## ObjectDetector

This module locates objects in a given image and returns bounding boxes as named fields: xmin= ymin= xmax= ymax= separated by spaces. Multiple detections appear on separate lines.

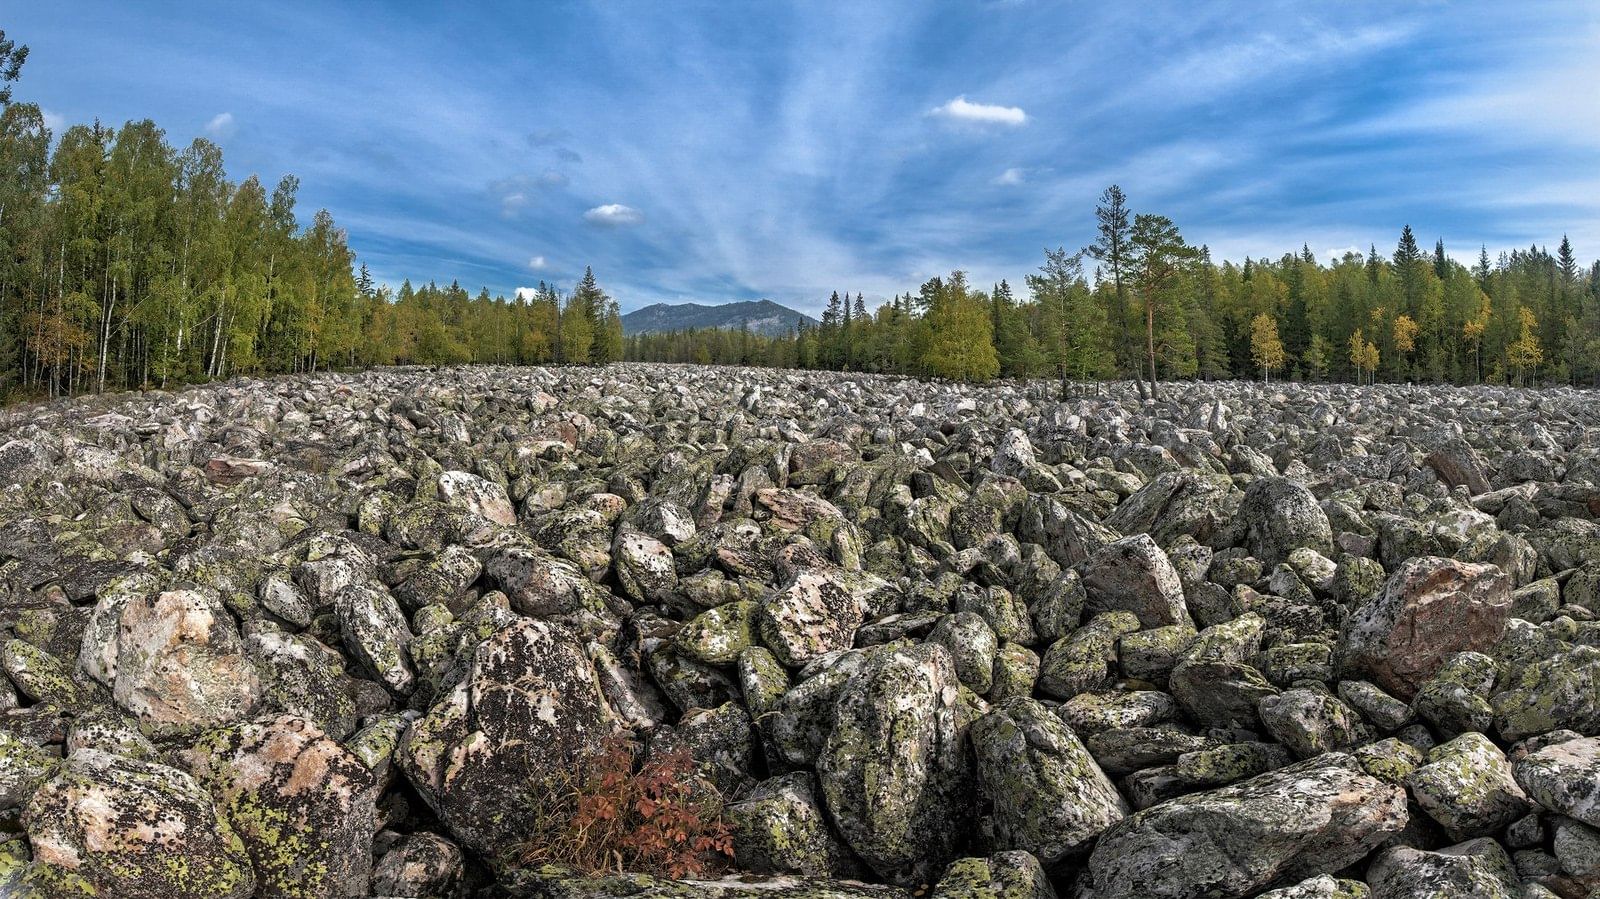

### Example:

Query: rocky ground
xmin=0 ymin=363 xmax=1596 ymax=898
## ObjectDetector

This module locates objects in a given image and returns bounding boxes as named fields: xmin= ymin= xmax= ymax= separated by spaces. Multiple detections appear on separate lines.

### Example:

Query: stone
xmin=817 ymin=642 xmax=975 ymax=887
xmin=398 ymin=617 xmax=614 ymax=866
xmin=1240 ymin=477 xmax=1334 ymax=566
xmin=436 ymin=469 xmax=517 ymax=525
xmin=1080 ymin=534 xmax=1190 ymax=629
xmin=182 ymin=715 xmax=379 ymax=898
xmin=21 ymin=748 xmax=256 ymax=898
xmin=1408 ymin=732 xmax=1530 ymax=841
xmin=1079 ymin=753 xmax=1407 ymax=899
xmin=1515 ymin=735 xmax=1600 ymax=828
xmin=1338 ymin=556 xmax=1512 ymax=698
xmin=969 ymin=697 xmax=1127 ymax=869
xmin=104 ymin=587 xmax=260 ymax=736
xmin=1366 ymin=838 xmax=1519 ymax=899
xmin=759 ymin=572 xmax=864 ymax=668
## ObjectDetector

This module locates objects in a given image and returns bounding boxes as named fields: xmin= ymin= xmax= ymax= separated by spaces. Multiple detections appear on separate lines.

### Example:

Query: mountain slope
xmin=621 ymin=300 xmax=818 ymax=337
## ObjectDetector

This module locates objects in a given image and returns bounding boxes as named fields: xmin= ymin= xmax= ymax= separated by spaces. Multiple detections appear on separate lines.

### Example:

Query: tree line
xmin=628 ymin=185 xmax=1600 ymax=392
xmin=4 ymin=27 xmax=1597 ymax=400
xmin=0 ymin=31 xmax=621 ymax=402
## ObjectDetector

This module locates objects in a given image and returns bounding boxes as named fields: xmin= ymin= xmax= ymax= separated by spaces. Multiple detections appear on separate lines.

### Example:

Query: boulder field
xmin=0 ymin=362 xmax=1595 ymax=897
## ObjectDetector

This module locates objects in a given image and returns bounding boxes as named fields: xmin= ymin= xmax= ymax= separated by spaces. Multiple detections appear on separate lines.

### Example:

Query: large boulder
xmin=969 ymin=697 xmax=1127 ymax=869
xmin=183 ymin=715 xmax=380 ymax=898
xmin=100 ymin=587 xmax=260 ymax=736
xmin=1515 ymin=735 xmax=1600 ymax=828
xmin=759 ymin=572 xmax=864 ymax=668
xmin=1366 ymin=838 xmax=1518 ymax=899
xmin=1079 ymin=753 xmax=1407 ymax=899
xmin=1080 ymin=534 xmax=1189 ymax=629
xmin=20 ymin=748 xmax=256 ymax=898
xmin=1338 ymin=557 xmax=1512 ymax=698
xmin=1240 ymin=477 xmax=1333 ymax=566
xmin=817 ymin=642 xmax=976 ymax=887
xmin=398 ymin=617 xmax=615 ymax=866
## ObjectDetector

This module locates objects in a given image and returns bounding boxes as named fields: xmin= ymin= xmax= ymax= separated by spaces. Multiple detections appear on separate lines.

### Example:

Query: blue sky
xmin=8 ymin=1 xmax=1599 ymax=314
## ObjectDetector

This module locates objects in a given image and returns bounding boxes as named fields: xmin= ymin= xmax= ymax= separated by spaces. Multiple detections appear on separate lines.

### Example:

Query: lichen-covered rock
xmin=724 ymin=771 xmax=863 ymax=878
xmin=969 ymin=697 xmax=1127 ymax=869
xmin=436 ymin=469 xmax=516 ymax=525
xmin=1080 ymin=535 xmax=1190 ymax=629
xmin=1241 ymin=477 xmax=1334 ymax=566
xmin=760 ymin=573 xmax=864 ymax=668
xmin=613 ymin=526 xmax=678 ymax=603
xmin=334 ymin=584 xmax=415 ymax=694
xmin=1366 ymin=838 xmax=1519 ymax=899
xmin=1408 ymin=732 xmax=1529 ymax=841
xmin=927 ymin=612 xmax=997 ymax=694
xmin=817 ymin=642 xmax=975 ymax=887
xmin=183 ymin=714 xmax=380 ymax=898
xmin=1254 ymin=875 xmax=1371 ymax=899
xmin=930 ymin=851 xmax=1055 ymax=899
xmin=370 ymin=831 xmax=463 ymax=898
xmin=0 ymin=730 xmax=57 ymax=808
xmin=1515 ymin=735 xmax=1600 ymax=828
xmin=1037 ymin=611 xmax=1140 ymax=700
xmin=398 ymin=617 xmax=614 ymax=866
xmin=103 ymin=587 xmax=260 ymax=736
xmin=20 ymin=748 xmax=256 ymax=898
xmin=677 ymin=600 xmax=760 ymax=665
xmin=1495 ymin=644 xmax=1600 ymax=741
xmin=1079 ymin=753 xmax=1407 ymax=899
xmin=1258 ymin=687 xmax=1368 ymax=759
xmin=1339 ymin=556 xmax=1512 ymax=698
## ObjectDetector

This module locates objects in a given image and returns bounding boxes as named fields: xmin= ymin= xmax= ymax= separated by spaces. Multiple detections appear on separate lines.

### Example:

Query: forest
xmin=2 ymin=29 xmax=1598 ymax=401
xmin=627 ymin=189 xmax=1600 ymax=393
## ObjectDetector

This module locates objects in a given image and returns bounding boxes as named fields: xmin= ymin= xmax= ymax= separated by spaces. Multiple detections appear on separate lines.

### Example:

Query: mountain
xmin=621 ymin=300 xmax=818 ymax=337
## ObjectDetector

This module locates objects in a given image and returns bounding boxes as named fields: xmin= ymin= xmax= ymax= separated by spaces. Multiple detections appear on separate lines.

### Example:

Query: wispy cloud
xmin=41 ymin=108 xmax=65 ymax=134
xmin=528 ymin=255 xmax=548 ymax=270
xmin=205 ymin=112 xmax=236 ymax=138
xmin=993 ymin=167 xmax=1027 ymax=186
xmin=929 ymin=96 xmax=1027 ymax=127
xmin=583 ymin=203 xmax=644 ymax=227
xmin=489 ymin=172 xmax=568 ymax=217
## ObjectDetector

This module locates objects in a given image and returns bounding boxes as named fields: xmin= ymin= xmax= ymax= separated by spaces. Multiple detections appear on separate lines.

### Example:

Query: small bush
xmin=517 ymin=733 xmax=735 ymax=879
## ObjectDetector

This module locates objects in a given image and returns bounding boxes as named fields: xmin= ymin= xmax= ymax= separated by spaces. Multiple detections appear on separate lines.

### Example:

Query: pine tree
xmin=1085 ymin=184 xmax=1133 ymax=377
xmin=1127 ymin=212 xmax=1198 ymax=398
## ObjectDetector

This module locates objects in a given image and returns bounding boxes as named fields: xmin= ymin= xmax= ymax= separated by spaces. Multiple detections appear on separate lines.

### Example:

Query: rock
xmin=183 ymin=714 xmax=380 ymax=898
xmin=1515 ymin=735 xmax=1600 ymax=828
xmin=930 ymin=851 xmax=1054 ymax=899
xmin=1079 ymin=753 xmax=1407 ymax=899
xmin=1366 ymin=838 xmax=1519 ymax=899
xmin=1408 ymin=732 xmax=1530 ymax=841
xmin=1257 ymin=688 xmax=1368 ymax=759
xmin=1424 ymin=437 xmax=1493 ymax=496
xmin=370 ymin=832 xmax=463 ymax=898
xmin=399 ymin=617 xmax=614 ymax=865
xmin=817 ymin=642 xmax=975 ymax=887
xmin=104 ymin=587 xmax=261 ymax=736
xmin=970 ymin=697 xmax=1127 ymax=869
xmin=1339 ymin=556 xmax=1513 ymax=698
xmin=613 ymin=526 xmax=678 ymax=603
xmin=1080 ymin=534 xmax=1190 ymax=629
xmin=21 ymin=748 xmax=256 ymax=898
xmin=436 ymin=469 xmax=517 ymax=525
xmin=1241 ymin=477 xmax=1333 ymax=566
xmin=724 ymin=771 xmax=863 ymax=878
xmin=1254 ymin=875 xmax=1371 ymax=899
xmin=759 ymin=572 xmax=864 ymax=668
xmin=334 ymin=584 xmax=415 ymax=694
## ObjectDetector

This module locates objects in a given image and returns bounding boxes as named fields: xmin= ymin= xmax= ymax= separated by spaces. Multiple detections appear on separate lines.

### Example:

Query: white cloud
xmin=527 ymin=255 xmax=548 ymax=270
xmin=515 ymin=286 xmax=541 ymax=300
xmin=929 ymin=95 xmax=1027 ymax=127
xmin=41 ymin=109 xmax=66 ymax=133
xmin=583 ymin=203 xmax=644 ymax=227
xmin=490 ymin=172 xmax=569 ymax=217
xmin=993 ymin=167 xmax=1026 ymax=186
xmin=205 ymin=112 xmax=236 ymax=138
xmin=1324 ymin=245 xmax=1364 ymax=262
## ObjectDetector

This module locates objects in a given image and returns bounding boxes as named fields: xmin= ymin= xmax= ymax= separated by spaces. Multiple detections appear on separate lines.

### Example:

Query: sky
xmin=6 ymin=1 xmax=1599 ymax=315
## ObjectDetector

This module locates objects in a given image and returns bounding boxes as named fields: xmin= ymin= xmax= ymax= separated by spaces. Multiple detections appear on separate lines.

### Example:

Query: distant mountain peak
xmin=621 ymin=299 xmax=818 ymax=337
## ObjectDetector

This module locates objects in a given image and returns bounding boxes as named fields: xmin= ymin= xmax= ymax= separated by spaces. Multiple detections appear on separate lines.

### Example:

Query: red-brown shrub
xmin=517 ymin=733 xmax=734 ymax=879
